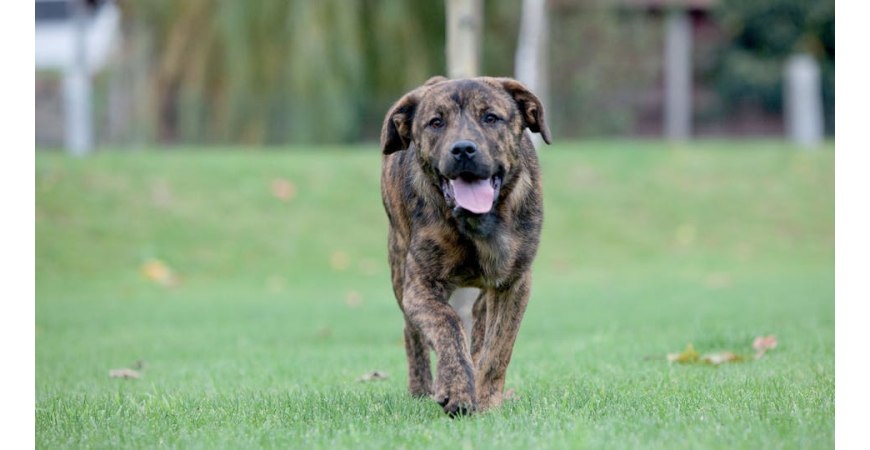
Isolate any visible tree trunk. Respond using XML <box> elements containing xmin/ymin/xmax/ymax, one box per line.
<box><xmin>515</xmin><ymin>0</ymin><xmax>549</xmax><ymax>149</ymax></box>
<box><xmin>664</xmin><ymin>9</ymin><xmax>692</xmax><ymax>140</ymax></box>
<box><xmin>446</xmin><ymin>0</ymin><xmax>482</xmax><ymax>79</ymax></box>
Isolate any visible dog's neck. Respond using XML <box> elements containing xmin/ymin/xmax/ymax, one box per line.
<box><xmin>452</xmin><ymin>208</ymin><xmax>500</xmax><ymax>238</ymax></box>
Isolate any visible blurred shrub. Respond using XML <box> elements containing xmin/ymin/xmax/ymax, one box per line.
<box><xmin>549</xmin><ymin>4</ymin><xmax>662</xmax><ymax>137</ymax></box>
<box><xmin>96</xmin><ymin>0</ymin><xmax>833</xmax><ymax>146</ymax></box>
<box><xmin>109</xmin><ymin>0</ymin><xmax>665</xmax><ymax>145</ymax></box>
<box><xmin>711</xmin><ymin>0</ymin><xmax>834</xmax><ymax>133</ymax></box>
<box><xmin>113</xmin><ymin>0</ymin><xmax>444</xmax><ymax>145</ymax></box>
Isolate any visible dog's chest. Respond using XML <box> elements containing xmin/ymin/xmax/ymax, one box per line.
<box><xmin>453</xmin><ymin>233</ymin><xmax>516</xmax><ymax>288</ymax></box>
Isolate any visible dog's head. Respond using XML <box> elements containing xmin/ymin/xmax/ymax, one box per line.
<box><xmin>381</xmin><ymin>76</ymin><xmax>551</xmax><ymax>215</ymax></box>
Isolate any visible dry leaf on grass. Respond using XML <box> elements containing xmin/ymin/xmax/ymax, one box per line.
<box><xmin>667</xmin><ymin>344</ymin><xmax>700</xmax><ymax>363</ymax></box>
<box><xmin>345</xmin><ymin>290</ymin><xmax>364</xmax><ymax>308</ymax></box>
<box><xmin>151</xmin><ymin>180</ymin><xmax>175</xmax><ymax>208</ymax></box>
<box><xmin>356</xmin><ymin>370</ymin><xmax>389</xmax><ymax>382</ymax></box>
<box><xmin>700</xmin><ymin>351</ymin><xmax>743</xmax><ymax>365</ymax></box>
<box><xmin>504</xmin><ymin>388</ymin><xmax>519</xmax><ymax>401</ymax></box>
<box><xmin>266</xmin><ymin>275</ymin><xmax>286</xmax><ymax>294</ymax></box>
<box><xmin>270</xmin><ymin>178</ymin><xmax>296</xmax><ymax>201</ymax></box>
<box><xmin>753</xmin><ymin>335</ymin><xmax>778</xmax><ymax>359</ymax></box>
<box><xmin>704</xmin><ymin>272</ymin><xmax>732</xmax><ymax>289</ymax></box>
<box><xmin>109</xmin><ymin>369</ymin><xmax>141</xmax><ymax>379</ymax></box>
<box><xmin>657</xmin><ymin>335</ymin><xmax>778</xmax><ymax>366</ymax></box>
<box><xmin>358</xmin><ymin>258</ymin><xmax>379</xmax><ymax>276</ymax></box>
<box><xmin>140</xmin><ymin>259</ymin><xmax>179</xmax><ymax>287</ymax></box>
<box><xmin>675</xmin><ymin>224</ymin><xmax>697</xmax><ymax>246</ymax></box>
<box><xmin>330</xmin><ymin>251</ymin><xmax>350</xmax><ymax>271</ymax></box>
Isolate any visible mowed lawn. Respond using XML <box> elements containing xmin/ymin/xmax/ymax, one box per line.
<box><xmin>36</xmin><ymin>142</ymin><xmax>834</xmax><ymax>449</ymax></box>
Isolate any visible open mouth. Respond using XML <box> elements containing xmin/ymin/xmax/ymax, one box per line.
<box><xmin>440</xmin><ymin>174</ymin><xmax>502</xmax><ymax>215</ymax></box>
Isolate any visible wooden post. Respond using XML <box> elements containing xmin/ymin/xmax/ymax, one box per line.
<box><xmin>784</xmin><ymin>54</ymin><xmax>824</xmax><ymax>148</ymax></box>
<box><xmin>446</xmin><ymin>0</ymin><xmax>482</xmax><ymax>79</ymax></box>
<box><xmin>64</xmin><ymin>0</ymin><xmax>93</xmax><ymax>156</ymax></box>
<box><xmin>664</xmin><ymin>8</ymin><xmax>691</xmax><ymax>140</ymax></box>
<box><xmin>515</xmin><ymin>0</ymin><xmax>549</xmax><ymax>149</ymax></box>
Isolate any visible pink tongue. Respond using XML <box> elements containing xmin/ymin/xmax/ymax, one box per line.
<box><xmin>451</xmin><ymin>178</ymin><xmax>494</xmax><ymax>214</ymax></box>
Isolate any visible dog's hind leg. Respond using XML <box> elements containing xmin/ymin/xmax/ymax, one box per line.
<box><xmin>470</xmin><ymin>290</ymin><xmax>488</xmax><ymax>366</ymax></box>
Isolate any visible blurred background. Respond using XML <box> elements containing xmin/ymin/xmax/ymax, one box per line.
<box><xmin>35</xmin><ymin>0</ymin><xmax>834</xmax><ymax>150</ymax></box>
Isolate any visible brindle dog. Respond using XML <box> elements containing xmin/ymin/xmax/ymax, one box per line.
<box><xmin>380</xmin><ymin>76</ymin><xmax>551</xmax><ymax>416</ymax></box>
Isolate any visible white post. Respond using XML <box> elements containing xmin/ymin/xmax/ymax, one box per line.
<box><xmin>664</xmin><ymin>8</ymin><xmax>692</xmax><ymax>140</ymax></box>
<box><xmin>515</xmin><ymin>0</ymin><xmax>549</xmax><ymax>149</ymax></box>
<box><xmin>64</xmin><ymin>0</ymin><xmax>93</xmax><ymax>156</ymax></box>
<box><xmin>784</xmin><ymin>54</ymin><xmax>824</xmax><ymax>148</ymax></box>
<box><xmin>446</xmin><ymin>0</ymin><xmax>482</xmax><ymax>79</ymax></box>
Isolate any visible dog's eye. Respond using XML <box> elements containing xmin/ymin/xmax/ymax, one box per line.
<box><xmin>429</xmin><ymin>118</ymin><xmax>444</xmax><ymax>129</ymax></box>
<box><xmin>483</xmin><ymin>114</ymin><xmax>499</xmax><ymax>124</ymax></box>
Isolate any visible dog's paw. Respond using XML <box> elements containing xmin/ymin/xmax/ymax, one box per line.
<box><xmin>409</xmin><ymin>382</ymin><xmax>433</xmax><ymax>398</ymax></box>
<box><xmin>475</xmin><ymin>391</ymin><xmax>504</xmax><ymax>411</ymax></box>
<box><xmin>433</xmin><ymin>387</ymin><xmax>476</xmax><ymax>418</ymax></box>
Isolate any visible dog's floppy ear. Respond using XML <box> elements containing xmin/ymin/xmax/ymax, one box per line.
<box><xmin>381</xmin><ymin>91</ymin><xmax>420</xmax><ymax>154</ymax></box>
<box><xmin>381</xmin><ymin>77</ymin><xmax>447</xmax><ymax>154</ymax></box>
<box><xmin>500</xmin><ymin>78</ymin><xmax>552</xmax><ymax>145</ymax></box>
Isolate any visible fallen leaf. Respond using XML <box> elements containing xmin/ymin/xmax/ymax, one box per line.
<box><xmin>704</xmin><ymin>272</ymin><xmax>732</xmax><ymax>289</ymax></box>
<box><xmin>753</xmin><ymin>335</ymin><xmax>778</xmax><ymax>359</ymax></box>
<box><xmin>735</xmin><ymin>243</ymin><xmax>754</xmax><ymax>261</ymax></box>
<box><xmin>330</xmin><ymin>251</ymin><xmax>350</xmax><ymax>271</ymax></box>
<box><xmin>266</xmin><ymin>275</ymin><xmax>286</xmax><ymax>294</ymax></box>
<box><xmin>551</xmin><ymin>255</ymin><xmax>573</xmax><ymax>273</ymax></box>
<box><xmin>667</xmin><ymin>344</ymin><xmax>700</xmax><ymax>363</ymax></box>
<box><xmin>701</xmin><ymin>351</ymin><xmax>743</xmax><ymax>365</ymax></box>
<box><xmin>109</xmin><ymin>369</ymin><xmax>141</xmax><ymax>379</ymax></box>
<box><xmin>345</xmin><ymin>290</ymin><xmax>363</xmax><ymax>308</ymax></box>
<box><xmin>358</xmin><ymin>258</ymin><xmax>379</xmax><ymax>276</ymax></box>
<box><xmin>151</xmin><ymin>179</ymin><xmax>174</xmax><ymax>208</ymax></box>
<box><xmin>675</xmin><ymin>224</ymin><xmax>697</xmax><ymax>246</ymax></box>
<box><xmin>356</xmin><ymin>370</ymin><xmax>389</xmax><ymax>382</ymax></box>
<box><xmin>140</xmin><ymin>259</ymin><xmax>179</xmax><ymax>287</ymax></box>
<box><xmin>270</xmin><ymin>178</ymin><xmax>296</xmax><ymax>201</ymax></box>
<box><xmin>504</xmin><ymin>388</ymin><xmax>519</xmax><ymax>400</ymax></box>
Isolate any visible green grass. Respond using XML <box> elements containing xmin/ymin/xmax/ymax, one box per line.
<box><xmin>36</xmin><ymin>141</ymin><xmax>834</xmax><ymax>449</ymax></box>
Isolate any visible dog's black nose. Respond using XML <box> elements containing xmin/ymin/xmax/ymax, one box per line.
<box><xmin>451</xmin><ymin>140</ymin><xmax>478</xmax><ymax>160</ymax></box>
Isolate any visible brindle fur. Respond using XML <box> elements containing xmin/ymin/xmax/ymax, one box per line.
<box><xmin>380</xmin><ymin>76</ymin><xmax>551</xmax><ymax>416</ymax></box>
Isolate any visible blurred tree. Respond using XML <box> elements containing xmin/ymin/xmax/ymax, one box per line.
<box><xmin>712</xmin><ymin>0</ymin><xmax>834</xmax><ymax>133</ymax></box>
<box><xmin>115</xmin><ymin>0</ymin><xmax>445</xmax><ymax>145</ymax></box>
<box><xmin>89</xmin><ymin>0</ymin><xmax>834</xmax><ymax>146</ymax></box>
<box><xmin>548</xmin><ymin>3</ymin><xmax>662</xmax><ymax>137</ymax></box>
<box><xmin>446</xmin><ymin>0</ymin><xmax>483</xmax><ymax>79</ymax></box>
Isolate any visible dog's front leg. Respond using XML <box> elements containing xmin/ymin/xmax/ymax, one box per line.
<box><xmin>474</xmin><ymin>271</ymin><xmax>531</xmax><ymax>411</ymax></box>
<box><xmin>402</xmin><ymin>270</ymin><xmax>475</xmax><ymax>416</ymax></box>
